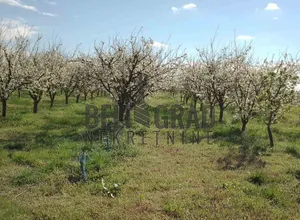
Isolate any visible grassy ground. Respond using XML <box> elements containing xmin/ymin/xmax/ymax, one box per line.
<box><xmin>0</xmin><ymin>92</ymin><xmax>300</xmax><ymax>219</ymax></box>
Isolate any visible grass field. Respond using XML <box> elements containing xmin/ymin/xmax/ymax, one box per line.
<box><xmin>0</xmin><ymin>92</ymin><xmax>300</xmax><ymax>219</ymax></box>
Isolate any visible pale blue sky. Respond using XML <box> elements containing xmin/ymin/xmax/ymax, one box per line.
<box><xmin>0</xmin><ymin>0</ymin><xmax>299</xmax><ymax>58</ymax></box>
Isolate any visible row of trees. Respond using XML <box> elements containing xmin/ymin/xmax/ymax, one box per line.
<box><xmin>180</xmin><ymin>37</ymin><xmax>299</xmax><ymax>147</ymax></box>
<box><xmin>1</xmin><ymin>25</ymin><xmax>299</xmax><ymax>147</ymax></box>
<box><xmin>0</xmin><ymin>26</ymin><xmax>185</xmax><ymax>119</ymax></box>
<box><xmin>0</xmin><ymin>30</ymin><xmax>104</xmax><ymax>116</ymax></box>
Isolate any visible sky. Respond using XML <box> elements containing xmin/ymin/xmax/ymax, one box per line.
<box><xmin>0</xmin><ymin>0</ymin><xmax>299</xmax><ymax>59</ymax></box>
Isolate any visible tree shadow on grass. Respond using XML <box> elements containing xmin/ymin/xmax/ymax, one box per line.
<box><xmin>0</xmin><ymin>133</ymin><xmax>32</xmax><ymax>151</ymax></box>
<box><xmin>213</xmin><ymin>125</ymin><xmax>267</xmax><ymax>170</ymax></box>
<box><xmin>272</xmin><ymin>128</ymin><xmax>300</xmax><ymax>142</ymax></box>
<box><xmin>285</xmin><ymin>147</ymin><xmax>300</xmax><ymax>159</ymax></box>
<box><xmin>217</xmin><ymin>145</ymin><xmax>267</xmax><ymax>170</ymax></box>
<box><xmin>0</xmin><ymin>128</ymin><xmax>82</xmax><ymax>151</ymax></box>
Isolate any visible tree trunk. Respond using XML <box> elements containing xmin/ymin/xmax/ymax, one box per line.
<box><xmin>90</xmin><ymin>92</ymin><xmax>94</xmax><ymax>100</ymax></box>
<box><xmin>18</xmin><ymin>90</ymin><xmax>21</xmax><ymax>98</ymax></box>
<box><xmin>84</xmin><ymin>93</ymin><xmax>87</xmax><ymax>101</ymax></box>
<box><xmin>76</xmin><ymin>94</ymin><xmax>80</xmax><ymax>103</ymax></box>
<box><xmin>241</xmin><ymin>120</ymin><xmax>247</xmax><ymax>132</ymax></box>
<box><xmin>219</xmin><ymin>106</ymin><xmax>224</xmax><ymax>123</ymax></box>
<box><xmin>185</xmin><ymin>96</ymin><xmax>189</xmax><ymax>104</ymax></box>
<box><xmin>65</xmin><ymin>94</ymin><xmax>69</xmax><ymax>105</ymax></box>
<box><xmin>1</xmin><ymin>99</ymin><xmax>7</xmax><ymax>117</ymax></box>
<box><xmin>50</xmin><ymin>98</ymin><xmax>54</xmax><ymax>108</ymax></box>
<box><xmin>200</xmin><ymin>102</ymin><xmax>203</xmax><ymax>111</ymax></box>
<box><xmin>267</xmin><ymin>124</ymin><xmax>274</xmax><ymax>147</ymax></box>
<box><xmin>97</xmin><ymin>90</ymin><xmax>100</xmax><ymax>97</ymax></box>
<box><xmin>194</xmin><ymin>99</ymin><xmax>197</xmax><ymax>108</ymax></box>
<box><xmin>118</xmin><ymin>103</ymin><xmax>126</xmax><ymax>122</ymax></box>
<box><xmin>118</xmin><ymin>103</ymin><xmax>131</xmax><ymax>128</ymax></box>
<box><xmin>49</xmin><ymin>92</ymin><xmax>56</xmax><ymax>108</ymax></box>
<box><xmin>209</xmin><ymin>104</ymin><xmax>213</xmax><ymax>118</ymax></box>
<box><xmin>33</xmin><ymin>99</ymin><xmax>39</xmax><ymax>113</ymax></box>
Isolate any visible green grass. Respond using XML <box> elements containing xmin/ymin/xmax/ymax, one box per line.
<box><xmin>0</xmin><ymin>92</ymin><xmax>300</xmax><ymax>219</ymax></box>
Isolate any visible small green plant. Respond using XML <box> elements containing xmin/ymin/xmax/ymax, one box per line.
<box><xmin>101</xmin><ymin>178</ymin><xmax>121</xmax><ymax>198</ymax></box>
<box><xmin>163</xmin><ymin>201</ymin><xmax>182</xmax><ymax>218</ymax></box>
<box><xmin>248</xmin><ymin>172</ymin><xmax>266</xmax><ymax>185</ymax></box>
